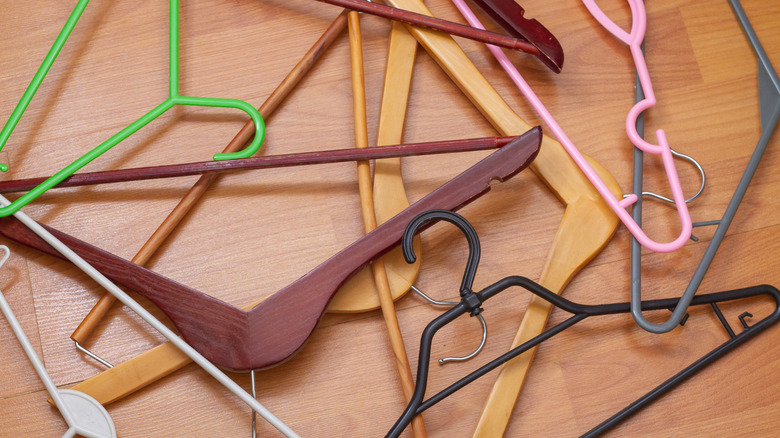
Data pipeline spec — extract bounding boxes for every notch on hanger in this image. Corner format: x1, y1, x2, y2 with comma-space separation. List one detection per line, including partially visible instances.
384, 210, 780, 437
468, 0, 564, 72
0, 128, 541, 371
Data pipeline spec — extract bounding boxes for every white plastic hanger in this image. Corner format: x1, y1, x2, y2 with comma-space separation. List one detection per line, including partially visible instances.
0, 245, 116, 438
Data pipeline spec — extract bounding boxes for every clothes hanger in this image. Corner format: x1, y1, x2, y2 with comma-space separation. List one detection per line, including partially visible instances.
372, 1, 621, 435
0, 136, 518, 193
467, 0, 564, 72
348, 10, 428, 437
0, 245, 117, 438
0, 128, 541, 372
457, 0, 700, 254
49, 8, 416, 371
383, 209, 780, 437
0, 0, 266, 218
580, 0, 692, 252
473, 0, 775, 430
54, 12, 428, 409
439, 3, 686, 433
627, 0, 780, 334
0, 197, 300, 437
63, 9, 350, 369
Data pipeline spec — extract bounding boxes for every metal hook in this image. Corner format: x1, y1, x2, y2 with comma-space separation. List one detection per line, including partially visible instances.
74, 341, 114, 369
402, 209, 481, 298
625, 148, 706, 204
411, 285, 487, 364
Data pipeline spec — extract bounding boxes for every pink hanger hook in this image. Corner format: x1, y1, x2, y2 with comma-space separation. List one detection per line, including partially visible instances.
450, 0, 691, 252
582, 0, 692, 252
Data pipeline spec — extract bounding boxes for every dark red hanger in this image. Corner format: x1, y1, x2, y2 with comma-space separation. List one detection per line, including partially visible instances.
0, 127, 541, 371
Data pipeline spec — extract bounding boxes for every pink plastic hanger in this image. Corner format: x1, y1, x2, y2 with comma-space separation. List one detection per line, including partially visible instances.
450, 0, 692, 252
582, 0, 692, 251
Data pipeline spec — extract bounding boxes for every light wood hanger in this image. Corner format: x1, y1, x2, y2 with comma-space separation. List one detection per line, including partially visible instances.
374, 0, 622, 435
349, 14, 427, 437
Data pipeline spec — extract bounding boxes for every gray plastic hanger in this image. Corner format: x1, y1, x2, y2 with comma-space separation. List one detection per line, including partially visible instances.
630, 0, 780, 333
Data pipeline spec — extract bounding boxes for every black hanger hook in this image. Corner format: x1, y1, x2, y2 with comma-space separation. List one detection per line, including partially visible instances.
402, 209, 480, 297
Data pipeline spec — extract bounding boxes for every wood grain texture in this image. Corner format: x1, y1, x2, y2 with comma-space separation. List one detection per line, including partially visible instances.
0, 130, 541, 370
0, 0, 778, 436
351, 13, 427, 437
69, 10, 350, 345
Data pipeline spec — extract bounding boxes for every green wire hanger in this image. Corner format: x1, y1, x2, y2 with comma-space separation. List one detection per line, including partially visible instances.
0, 0, 265, 217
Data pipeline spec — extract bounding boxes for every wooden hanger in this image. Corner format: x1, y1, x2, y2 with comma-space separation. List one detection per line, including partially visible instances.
61, 11, 352, 368
59, 9, 428, 373
0, 129, 541, 371
374, 0, 623, 435
348, 12, 427, 438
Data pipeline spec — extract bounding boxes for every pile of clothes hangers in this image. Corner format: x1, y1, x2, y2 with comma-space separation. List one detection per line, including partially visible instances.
0, 0, 777, 436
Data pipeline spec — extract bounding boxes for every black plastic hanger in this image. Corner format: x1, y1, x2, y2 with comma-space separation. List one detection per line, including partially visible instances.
386, 210, 780, 437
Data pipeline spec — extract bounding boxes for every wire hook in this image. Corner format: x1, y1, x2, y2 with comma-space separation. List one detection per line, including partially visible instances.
411, 285, 487, 364
629, 148, 706, 204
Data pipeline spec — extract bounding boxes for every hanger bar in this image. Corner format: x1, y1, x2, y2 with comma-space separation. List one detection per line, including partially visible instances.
308, 0, 540, 55
0, 128, 541, 371
0, 136, 516, 194
468, 0, 563, 72
69, 10, 350, 348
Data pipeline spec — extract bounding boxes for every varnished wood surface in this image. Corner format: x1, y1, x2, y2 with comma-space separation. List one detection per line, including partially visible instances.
0, 0, 778, 436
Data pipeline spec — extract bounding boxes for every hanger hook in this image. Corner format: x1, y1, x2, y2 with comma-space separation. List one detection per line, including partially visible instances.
410, 285, 487, 364
633, 148, 706, 204
402, 210, 480, 297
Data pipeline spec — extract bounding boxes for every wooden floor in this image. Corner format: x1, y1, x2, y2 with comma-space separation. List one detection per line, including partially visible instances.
0, 0, 778, 436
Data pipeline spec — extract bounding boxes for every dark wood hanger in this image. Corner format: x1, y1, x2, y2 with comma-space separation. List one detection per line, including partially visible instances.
0, 127, 541, 371
0, 136, 517, 193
